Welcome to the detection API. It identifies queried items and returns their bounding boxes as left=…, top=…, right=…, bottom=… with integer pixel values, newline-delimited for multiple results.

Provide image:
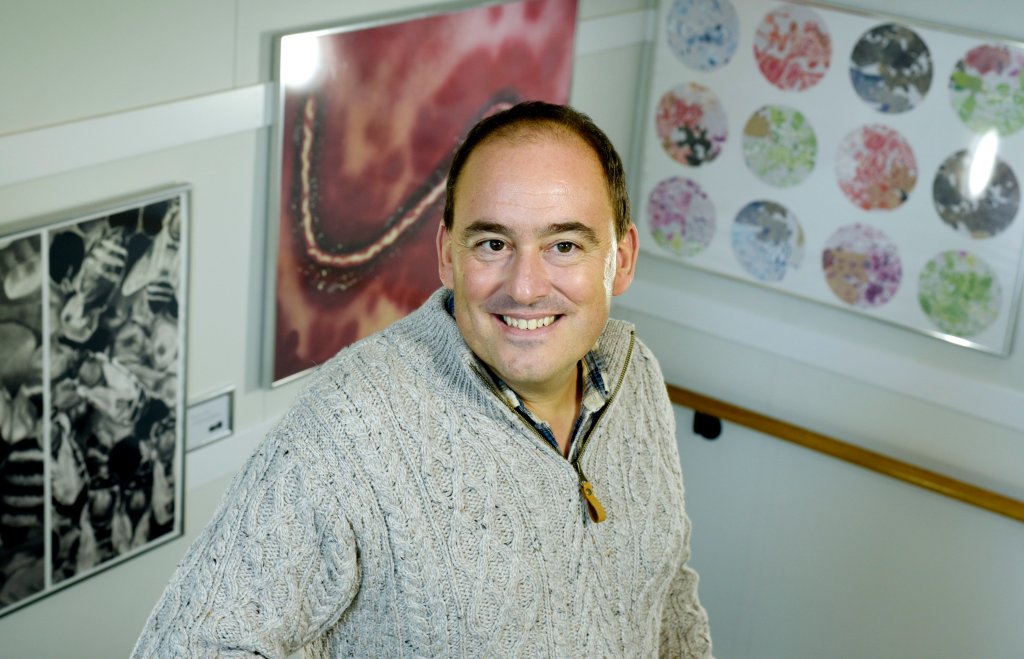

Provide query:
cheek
left=456, top=258, right=502, bottom=297
left=554, top=258, right=613, bottom=302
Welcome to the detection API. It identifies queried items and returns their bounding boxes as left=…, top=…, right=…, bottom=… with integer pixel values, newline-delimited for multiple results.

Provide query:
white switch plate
left=187, top=388, right=233, bottom=452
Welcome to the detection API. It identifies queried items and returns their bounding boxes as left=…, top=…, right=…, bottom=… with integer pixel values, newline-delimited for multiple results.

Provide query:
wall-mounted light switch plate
left=187, top=388, right=234, bottom=452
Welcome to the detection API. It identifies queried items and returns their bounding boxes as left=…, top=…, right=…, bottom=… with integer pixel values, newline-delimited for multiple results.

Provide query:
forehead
left=453, top=132, right=612, bottom=225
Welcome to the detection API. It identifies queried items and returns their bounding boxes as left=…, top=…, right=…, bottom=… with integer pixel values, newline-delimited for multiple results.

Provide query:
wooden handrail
left=666, top=384, right=1024, bottom=524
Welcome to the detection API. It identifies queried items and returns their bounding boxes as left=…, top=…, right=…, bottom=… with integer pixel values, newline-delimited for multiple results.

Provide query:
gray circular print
left=933, top=149, right=1019, bottom=238
left=849, top=23, right=932, bottom=113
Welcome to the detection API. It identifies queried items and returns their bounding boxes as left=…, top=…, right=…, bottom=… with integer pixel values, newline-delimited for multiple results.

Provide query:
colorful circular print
left=753, top=6, right=832, bottom=91
left=742, top=105, right=817, bottom=187
left=666, top=0, right=740, bottom=71
left=949, top=44, right=1024, bottom=136
left=836, top=124, right=917, bottom=210
left=933, top=149, right=1020, bottom=238
left=647, top=177, right=716, bottom=257
left=655, top=83, right=728, bottom=166
left=849, top=23, right=932, bottom=113
left=822, top=223, right=902, bottom=308
left=731, top=201, right=804, bottom=282
left=919, top=250, right=1001, bottom=337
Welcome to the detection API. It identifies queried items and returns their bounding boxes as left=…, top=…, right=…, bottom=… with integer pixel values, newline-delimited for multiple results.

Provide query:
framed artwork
left=0, top=186, right=187, bottom=617
left=636, top=0, right=1024, bottom=355
left=267, top=0, right=580, bottom=384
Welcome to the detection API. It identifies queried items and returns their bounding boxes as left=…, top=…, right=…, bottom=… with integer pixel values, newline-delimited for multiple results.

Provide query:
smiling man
left=134, top=102, right=712, bottom=658
left=438, top=112, right=637, bottom=459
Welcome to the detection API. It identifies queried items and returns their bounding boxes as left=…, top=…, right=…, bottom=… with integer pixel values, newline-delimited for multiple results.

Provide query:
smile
left=501, top=315, right=556, bottom=331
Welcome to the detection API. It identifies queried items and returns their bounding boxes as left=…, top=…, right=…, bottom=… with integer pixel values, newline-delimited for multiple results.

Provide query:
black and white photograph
left=0, top=234, right=46, bottom=612
left=0, top=187, right=187, bottom=617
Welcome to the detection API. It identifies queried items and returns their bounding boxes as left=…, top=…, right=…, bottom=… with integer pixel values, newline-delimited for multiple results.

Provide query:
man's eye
left=554, top=241, right=576, bottom=254
left=484, top=239, right=505, bottom=252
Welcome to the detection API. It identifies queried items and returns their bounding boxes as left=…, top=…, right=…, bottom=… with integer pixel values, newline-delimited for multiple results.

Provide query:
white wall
left=673, top=405, right=1024, bottom=659
left=1, top=0, right=1023, bottom=656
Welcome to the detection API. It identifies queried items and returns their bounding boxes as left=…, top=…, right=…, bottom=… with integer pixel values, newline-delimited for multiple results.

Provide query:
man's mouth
left=501, top=315, right=557, bottom=331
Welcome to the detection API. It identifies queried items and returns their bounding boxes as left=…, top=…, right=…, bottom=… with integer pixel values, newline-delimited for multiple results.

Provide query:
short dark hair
left=443, top=101, right=632, bottom=240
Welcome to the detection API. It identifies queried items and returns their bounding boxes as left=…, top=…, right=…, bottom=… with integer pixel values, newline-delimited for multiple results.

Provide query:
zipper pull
left=580, top=480, right=607, bottom=523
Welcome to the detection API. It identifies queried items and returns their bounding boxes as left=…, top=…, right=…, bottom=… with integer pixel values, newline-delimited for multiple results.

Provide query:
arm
left=132, top=429, right=359, bottom=658
left=659, top=511, right=713, bottom=659
left=633, top=341, right=713, bottom=658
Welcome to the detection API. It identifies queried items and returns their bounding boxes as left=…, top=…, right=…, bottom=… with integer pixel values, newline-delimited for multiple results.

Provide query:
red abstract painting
left=272, top=0, right=578, bottom=383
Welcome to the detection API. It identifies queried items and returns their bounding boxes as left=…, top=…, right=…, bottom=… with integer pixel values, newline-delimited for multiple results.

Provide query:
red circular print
left=836, top=124, right=917, bottom=210
left=655, top=82, right=728, bottom=166
left=754, top=6, right=832, bottom=91
left=822, top=223, right=902, bottom=308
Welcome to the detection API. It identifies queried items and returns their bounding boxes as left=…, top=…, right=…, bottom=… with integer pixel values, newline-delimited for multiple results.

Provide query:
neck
left=516, top=363, right=582, bottom=457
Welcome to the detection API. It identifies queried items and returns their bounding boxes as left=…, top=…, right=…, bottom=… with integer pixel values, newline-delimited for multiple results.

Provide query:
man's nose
left=506, top=249, right=551, bottom=304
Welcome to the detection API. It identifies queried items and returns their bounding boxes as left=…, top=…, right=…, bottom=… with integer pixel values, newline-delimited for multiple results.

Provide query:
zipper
left=470, top=329, right=636, bottom=524
left=572, top=330, right=635, bottom=524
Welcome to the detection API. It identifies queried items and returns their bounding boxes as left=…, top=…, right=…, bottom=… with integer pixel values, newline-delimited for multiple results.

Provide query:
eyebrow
left=461, top=220, right=600, bottom=246
left=461, top=221, right=511, bottom=240
left=542, top=222, right=599, bottom=246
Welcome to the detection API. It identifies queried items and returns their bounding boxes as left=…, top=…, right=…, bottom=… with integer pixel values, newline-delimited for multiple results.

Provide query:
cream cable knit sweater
left=133, top=289, right=711, bottom=658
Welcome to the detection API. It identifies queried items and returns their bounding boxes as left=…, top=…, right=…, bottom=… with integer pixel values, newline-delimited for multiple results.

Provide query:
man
left=133, top=102, right=711, bottom=657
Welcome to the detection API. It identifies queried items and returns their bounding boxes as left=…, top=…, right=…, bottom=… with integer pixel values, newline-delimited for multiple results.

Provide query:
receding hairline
left=451, top=122, right=615, bottom=213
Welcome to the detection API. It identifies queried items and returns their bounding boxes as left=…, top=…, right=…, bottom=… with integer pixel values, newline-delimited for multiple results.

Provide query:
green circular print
left=647, top=176, right=716, bottom=258
left=918, top=250, right=1001, bottom=337
left=655, top=82, right=728, bottom=166
left=849, top=23, right=932, bottom=114
left=949, top=44, right=1024, bottom=136
left=932, top=149, right=1020, bottom=238
left=742, top=105, right=817, bottom=187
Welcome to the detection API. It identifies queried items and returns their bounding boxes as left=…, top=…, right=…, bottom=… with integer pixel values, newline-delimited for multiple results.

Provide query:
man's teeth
left=502, top=315, right=556, bottom=330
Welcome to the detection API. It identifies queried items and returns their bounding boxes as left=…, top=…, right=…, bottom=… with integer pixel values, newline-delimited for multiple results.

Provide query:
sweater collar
left=420, top=287, right=635, bottom=391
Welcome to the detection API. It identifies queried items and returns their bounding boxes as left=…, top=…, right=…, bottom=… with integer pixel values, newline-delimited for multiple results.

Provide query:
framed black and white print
left=0, top=185, right=188, bottom=617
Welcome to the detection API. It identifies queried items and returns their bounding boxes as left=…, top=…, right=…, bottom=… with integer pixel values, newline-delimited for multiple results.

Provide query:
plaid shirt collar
left=445, top=291, right=610, bottom=456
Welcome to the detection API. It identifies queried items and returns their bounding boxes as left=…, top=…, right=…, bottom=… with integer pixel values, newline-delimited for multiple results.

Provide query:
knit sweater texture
left=133, top=288, right=712, bottom=657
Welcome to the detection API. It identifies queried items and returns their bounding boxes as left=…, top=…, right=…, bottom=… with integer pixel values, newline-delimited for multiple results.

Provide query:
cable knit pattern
left=133, top=288, right=711, bottom=658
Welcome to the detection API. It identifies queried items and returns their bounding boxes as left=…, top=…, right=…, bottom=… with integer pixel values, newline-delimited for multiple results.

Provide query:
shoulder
left=601, top=318, right=665, bottom=384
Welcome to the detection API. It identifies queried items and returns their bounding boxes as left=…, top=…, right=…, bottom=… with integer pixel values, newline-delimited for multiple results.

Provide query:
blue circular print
left=666, top=0, right=740, bottom=71
left=731, top=201, right=804, bottom=281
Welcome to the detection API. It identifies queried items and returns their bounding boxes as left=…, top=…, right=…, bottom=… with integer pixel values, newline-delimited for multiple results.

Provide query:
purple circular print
left=647, top=177, right=716, bottom=257
left=822, top=223, right=902, bottom=308
left=836, top=124, right=917, bottom=210
left=655, top=82, right=728, bottom=166
left=666, top=0, right=740, bottom=71
left=933, top=149, right=1020, bottom=238
left=950, top=44, right=1024, bottom=136
left=753, top=5, right=832, bottom=92
left=731, top=201, right=804, bottom=282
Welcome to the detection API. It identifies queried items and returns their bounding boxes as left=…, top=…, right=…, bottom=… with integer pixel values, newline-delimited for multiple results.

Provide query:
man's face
left=437, top=133, right=638, bottom=400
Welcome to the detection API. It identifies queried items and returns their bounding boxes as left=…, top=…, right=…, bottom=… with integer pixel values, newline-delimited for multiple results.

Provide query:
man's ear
left=436, top=221, right=454, bottom=288
left=611, top=223, right=639, bottom=296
